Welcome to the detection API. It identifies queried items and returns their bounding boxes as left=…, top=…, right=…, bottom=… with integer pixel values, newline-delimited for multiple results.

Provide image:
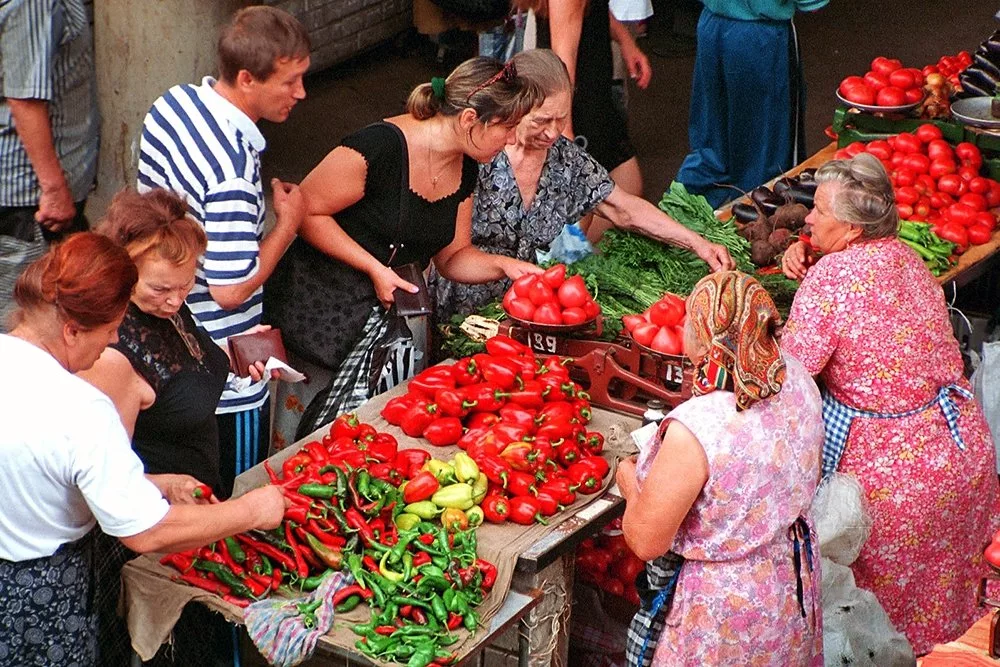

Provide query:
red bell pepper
left=450, top=356, right=481, bottom=386
left=423, top=417, right=464, bottom=447
left=540, top=356, right=572, bottom=379
left=367, top=462, right=400, bottom=484
left=355, top=423, right=377, bottom=445
left=456, top=426, right=490, bottom=452
left=485, top=334, right=530, bottom=357
left=535, top=420, right=575, bottom=441
left=301, top=440, right=328, bottom=464
left=463, top=383, right=509, bottom=413
left=508, top=495, right=547, bottom=525
left=506, top=470, right=537, bottom=497
left=534, top=489, right=561, bottom=516
left=536, top=401, right=577, bottom=426
left=577, top=455, right=610, bottom=479
left=498, top=405, right=537, bottom=430
left=491, top=423, right=530, bottom=447
left=434, top=388, right=477, bottom=418
left=539, top=478, right=576, bottom=505
left=503, top=354, right=536, bottom=381
left=499, top=441, right=536, bottom=472
left=538, top=374, right=577, bottom=401
left=400, top=402, right=439, bottom=437
left=566, top=461, right=603, bottom=494
left=579, top=430, right=605, bottom=455
left=554, top=439, right=583, bottom=467
left=329, top=412, right=362, bottom=441
left=329, top=448, right=367, bottom=469
left=381, top=394, right=417, bottom=425
left=476, top=558, right=499, bottom=589
left=404, top=470, right=440, bottom=504
left=395, top=448, right=431, bottom=479
left=282, top=453, right=312, bottom=478
left=476, top=454, right=511, bottom=488
left=465, top=433, right=501, bottom=460
left=366, top=432, right=398, bottom=463
left=508, top=380, right=546, bottom=410
left=528, top=438, right=556, bottom=470
left=409, top=367, right=456, bottom=397
left=473, top=354, right=521, bottom=390
left=465, top=413, right=501, bottom=430
left=571, top=398, right=593, bottom=424
left=482, top=494, right=509, bottom=523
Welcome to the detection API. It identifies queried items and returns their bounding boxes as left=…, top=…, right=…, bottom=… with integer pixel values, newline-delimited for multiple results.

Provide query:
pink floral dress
left=648, top=354, right=825, bottom=666
left=781, top=237, right=998, bottom=654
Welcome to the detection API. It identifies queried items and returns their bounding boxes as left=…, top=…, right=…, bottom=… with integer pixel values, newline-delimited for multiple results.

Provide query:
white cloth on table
left=0, top=335, right=169, bottom=561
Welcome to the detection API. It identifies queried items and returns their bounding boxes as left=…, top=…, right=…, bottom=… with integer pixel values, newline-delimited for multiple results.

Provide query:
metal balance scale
left=976, top=573, right=1000, bottom=658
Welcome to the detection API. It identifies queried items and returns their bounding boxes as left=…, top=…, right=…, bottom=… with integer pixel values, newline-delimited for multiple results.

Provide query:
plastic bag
left=813, top=472, right=872, bottom=567
left=538, top=222, right=594, bottom=265
left=971, top=340, right=1000, bottom=472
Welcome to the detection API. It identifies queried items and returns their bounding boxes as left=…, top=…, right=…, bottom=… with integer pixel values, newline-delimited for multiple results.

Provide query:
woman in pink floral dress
left=781, top=153, right=998, bottom=654
left=618, top=271, right=824, bottom=666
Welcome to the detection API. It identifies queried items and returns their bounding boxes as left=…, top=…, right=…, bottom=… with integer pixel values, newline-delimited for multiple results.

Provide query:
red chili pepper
left=176, top=571, right=231, bottom=596
left=507, top=380, right=546, bottom=409
left=381, top=394, right=417, bottom=426
left=409, top=367, right=456, bottom=397
left=367, top=432, right=398, bottom=463
left=473, top=354, right=521, bottom=390
left=159, top=552, right=195, bottom=573
left=566, top=461, right=603, bottom=494
left=333, top=584, right=374, bottom=605
left=463, top=383, right=509, bottom=413
left=344, top=507, right=376, bottom=545
left=418, top=533, right=436, bottom=545
left=485, top=334, right=531, bottom=357
left=412, top=551, right=432, bottom=567
left=434, top=387, right=478, bottom=418
left=447, top=612, right=464, bottom=630
left=506, top=470, right=537, bottom=497
left=240, top=574, right=269, bottom=598
left=450, top=357, right=481, bottom=386
left=422, top=417, right=464, bottom=447
left=579, top=430, right=605, bottom=455
left=412, top=608, right=428, bottom=625
left=191, top=483, right=213, bottom=500
left=482, top=494, right=509, bottom=523
left=374, top=625, right=397, bottom=636
left=284, top=505, right=309, bottom=524
left=306, top=520, right=346, bottom=548
left=217, top=538, right=245, bottom=577
left=400, top=402, right=439, bottom=437
left=508, top=495, right=547, bottom=525
left=362, top=554, right=380, bottom=573
left=235, top=534, right=297, bottom=572
left=329, top=412, right=362, bottom=441
left=476, top=558, right=498, bottom=589
left=395, top=448, right=431, bottom=479
left=403, top=470, right=440, bottom=504
left=475, top=454, right=511, bottom=488
left=283, top=522, right=310, bottom=578
left=499, top=441, right=536, bottom=472
left=272, top=568, right=284, bottom=588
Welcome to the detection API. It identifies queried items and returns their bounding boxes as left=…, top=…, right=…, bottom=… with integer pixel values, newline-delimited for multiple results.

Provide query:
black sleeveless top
left=111, top=302, right=230, bottom=492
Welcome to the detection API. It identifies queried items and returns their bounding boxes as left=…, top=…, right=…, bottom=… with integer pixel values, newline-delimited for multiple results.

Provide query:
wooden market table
left=918, top=612, right=1000, bottom=665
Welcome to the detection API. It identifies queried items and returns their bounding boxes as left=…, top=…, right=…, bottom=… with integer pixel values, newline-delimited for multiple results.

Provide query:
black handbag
left=428, top=0, right=511, bottom=22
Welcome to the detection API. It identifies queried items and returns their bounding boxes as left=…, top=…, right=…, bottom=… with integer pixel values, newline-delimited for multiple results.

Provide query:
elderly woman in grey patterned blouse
left=431, top=48, right=734, bottom=326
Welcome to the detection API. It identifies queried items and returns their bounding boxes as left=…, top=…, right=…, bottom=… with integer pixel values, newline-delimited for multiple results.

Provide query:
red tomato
left=556, top=275, right=589, bottom=309
left=936, top=174, right=965, bottom=196
left=904, top=87, right=925, bottom=104
left=955, top=142, right=982, bottom=168
left=967, top=224, right=992, bottom=245
left=928, top=159, right=957, bottom=180
left=649, top=300, right=680, bottom=327
left=864, top=71, right=890, bottom=91
left=561, top=307, right=589, bottom=325
left=968, top=177, right=991, bottom=195
left=871, top=56, right=902, bottom=75
left=533, top=302, right=563, bottom=325
left=876, top=87, right=906, bottom=106
left=893, top=132, right=921, bottom=154
left=622, top=314, right=646, bottom=332
left=649, top=326, right=682, bottom=356
left=959, top=193, right=988, bottom=212
left=512, top=273, right=538, bottom=298
left=929, top=192, right=952, bottom=210
left=527, top=279, right=556, bottom=306
left=833, top=148, right=853, bottom=160
left=843, top=84, right=876, bottom=106
left=673, top=325, right=686, bottom=353
left=507, top=297, right=536, bottom=321
left=838, top=76, right=866, bottom=96
left=916, top=174, right=937, bottom=194
left=843, top=141, right=866, bottom=157
left=631, top=322, right=659, bottom=347
left=915, top=124, right=944, bottom=143
left=892, top=167, right=915, bottom=187
left=582, top=298, right=601, bottom=319
left=894, top=186, right=920, bottom=206
left=889, top=153, right=907, bottom=171
left=958, top=165, right=980, bottom=182
left=922, top=65, right=939, bottom=77
left=541, top=264, right=567, bottom=289
left=926, top=140, right=954, bottom=162
left=865, top=140, right=892, bottom=161
left=888, top=69, right=917, bottom=90
left=901, top=153, right=930, bottom=174
left=914, top=198, right=931, bottom=219
left=974, top=211, right=997, bottom=231
left=937, top=222, right=969, bottom=250
left=988, top=182, right=1000, bottom=208
left=946, top=203, right=977, bottom=227
left=502, top=288, right=518, bottom=312
left=897, top=203, right=913, bottom=219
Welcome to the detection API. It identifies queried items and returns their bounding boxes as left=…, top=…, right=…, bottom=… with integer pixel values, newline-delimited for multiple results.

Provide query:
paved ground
left=260, top=0, right=995, bottom=203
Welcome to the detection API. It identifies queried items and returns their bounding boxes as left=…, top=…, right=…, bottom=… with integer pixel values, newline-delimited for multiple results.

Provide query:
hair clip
left=465, top=60, right=518, bottom=104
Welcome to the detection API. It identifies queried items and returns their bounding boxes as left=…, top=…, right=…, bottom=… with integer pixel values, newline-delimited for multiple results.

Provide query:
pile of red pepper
left=159, top=414, right=498, bottom=666
left=575, top=530, right=644, bottom=607
left=382, top=336, right=612, bottom=525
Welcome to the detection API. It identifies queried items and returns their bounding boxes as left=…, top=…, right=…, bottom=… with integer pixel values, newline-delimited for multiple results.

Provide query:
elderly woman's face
left=133, top=254, right=198, bottom=319
left=516, top=89, right=571, bottom=151
left=805, top=182, right=861, bottom=255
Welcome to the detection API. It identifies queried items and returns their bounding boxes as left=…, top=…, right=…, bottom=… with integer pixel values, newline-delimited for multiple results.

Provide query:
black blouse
left=111, top=302, right=230, bottom=493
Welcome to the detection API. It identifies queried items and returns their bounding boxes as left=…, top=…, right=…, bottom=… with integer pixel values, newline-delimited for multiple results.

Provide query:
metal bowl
left=504, top=313, right=601, bottom=334
left=835, top=90, right=925, bottom=115
left=951, top=97, right=1000, bottom=130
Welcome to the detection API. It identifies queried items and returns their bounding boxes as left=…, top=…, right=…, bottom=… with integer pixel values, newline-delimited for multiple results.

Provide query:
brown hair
left=14, top=233, right=137, bottom=329
left=100, top=189, right=207, bottom=265
left=510, top=49, right=570, bottom=97
left=218, top=6, right=311, bottom=84
left=814, top=153, right=899, bottom=240
left=407, top=56, right=541, bottom=126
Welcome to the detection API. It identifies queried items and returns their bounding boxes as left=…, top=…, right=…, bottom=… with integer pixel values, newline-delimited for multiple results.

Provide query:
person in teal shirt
left=676, top=0, right=827, bottom=208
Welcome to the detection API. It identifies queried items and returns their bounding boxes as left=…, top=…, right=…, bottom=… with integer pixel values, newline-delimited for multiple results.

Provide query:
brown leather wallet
left=227, top=328, right=288, bottom=377
left=392, top=262, right=432, bottom=317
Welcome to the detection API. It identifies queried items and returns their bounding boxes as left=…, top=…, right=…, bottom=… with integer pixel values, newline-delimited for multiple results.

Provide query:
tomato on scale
left=501, top=264, right=601, bottom=326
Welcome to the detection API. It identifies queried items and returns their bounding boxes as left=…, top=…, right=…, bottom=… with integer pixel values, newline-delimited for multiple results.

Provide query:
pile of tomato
left=838, top=56, right=927, bottom=107
left=502, top=264, right=601, bottom=326
left=381, top=335, right=612, bottom=525
left=576, top=527, right=645, bottom=606
left=922, top=49, right=973, bottom=90
left=834, top=124, right=999, bottom=252
left=621, top=292, right=686, bottom=356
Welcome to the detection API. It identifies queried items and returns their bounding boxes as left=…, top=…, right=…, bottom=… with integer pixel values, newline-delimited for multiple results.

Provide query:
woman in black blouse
left=266, top=56, right=545, bottom=441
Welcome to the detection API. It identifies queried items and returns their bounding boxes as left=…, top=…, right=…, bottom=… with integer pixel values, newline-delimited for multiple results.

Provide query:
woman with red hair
left=0, top=233, right=286, bottom=666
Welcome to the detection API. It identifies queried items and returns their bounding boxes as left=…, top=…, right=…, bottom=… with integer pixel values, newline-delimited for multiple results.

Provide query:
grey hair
left=510, top=49, right=571, bottom=97
left=814, top=152, right=899, bottom=240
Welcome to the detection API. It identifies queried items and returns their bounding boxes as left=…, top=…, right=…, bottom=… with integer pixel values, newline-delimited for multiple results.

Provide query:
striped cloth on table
left=137, top=76, right=268, bottom=413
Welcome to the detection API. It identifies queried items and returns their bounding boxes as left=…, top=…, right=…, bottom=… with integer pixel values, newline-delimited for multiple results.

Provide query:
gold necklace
left=425, top=124, right=454, bottom=189
left=168, top=312, right=204, bottom=362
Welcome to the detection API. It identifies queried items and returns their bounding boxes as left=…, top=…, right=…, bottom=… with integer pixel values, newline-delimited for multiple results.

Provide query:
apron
left=820, top=384, right=973, bottom=478
left=0, top=529, right=98, bottom=666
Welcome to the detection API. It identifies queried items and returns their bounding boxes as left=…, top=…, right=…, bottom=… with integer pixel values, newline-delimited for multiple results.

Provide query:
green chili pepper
left=419, top=564, right=447, bottom=579
left=443, top=587, right=457, bottom=611
left=430, top=594, right=448, bottom=623
left=407, top=641, right=436, bottom=667
left=356, top=469, right=372, bottom=498
left=299, top=570, right=331, bottom=592
left=392, top=594, right=432, bottom=610
left=439, top=633, right=459, bottom=646
left=334, top=466, right=348, bottom=496
left=257, top=554, right=273, bottom=576
left=377, top=601, right=398, bottom=625
left=464, top=609, right=479, bottom=632
left=193, top=560, right=253, bottom=598
left=335, top=594, right=363, bottom=613
left=347, top=553, right=367, bottom=590
left=416, top=575, right=451, bottom=592
left=298, top=483, right=336, bottom=499
left=223, top=536, right=246, bottom=563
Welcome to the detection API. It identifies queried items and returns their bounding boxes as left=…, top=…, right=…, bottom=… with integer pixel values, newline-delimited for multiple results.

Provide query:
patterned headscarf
left=686, top=271, right=786, bottom=410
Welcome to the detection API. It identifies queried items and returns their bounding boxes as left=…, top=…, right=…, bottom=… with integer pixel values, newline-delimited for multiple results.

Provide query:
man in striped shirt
left=0, top=0, right=98, bottom=327
left=137, top=6, right=309, bottom=496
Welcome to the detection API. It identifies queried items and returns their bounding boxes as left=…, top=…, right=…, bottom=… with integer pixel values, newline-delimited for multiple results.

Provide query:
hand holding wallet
left=392, top=262, right=432, bottom=317
left=227, top=328, right=288, bottom=377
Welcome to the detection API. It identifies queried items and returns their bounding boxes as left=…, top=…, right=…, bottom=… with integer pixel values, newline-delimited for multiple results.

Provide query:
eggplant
left=773, top=177, right=795, bottom=197
left=957, top=78, right=993, bottom=99
left=797, top=168, right=817, bottom=182
left=749, top=186, right=782, bottom=215
left=961, top=67, right=999, bottom=95
left=984, top=32, right=1000, bottom=57
left=785, top=183, right=815, bottom=208
left=975, top=53, right=1000, bottom=80
left=731, top=202, right=760, bottom=224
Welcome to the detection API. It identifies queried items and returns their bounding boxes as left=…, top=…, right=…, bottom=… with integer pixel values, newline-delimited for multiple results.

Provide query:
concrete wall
left=267, top=0, right=412, bottom=72
left=89, top=0, right=245, bottom=219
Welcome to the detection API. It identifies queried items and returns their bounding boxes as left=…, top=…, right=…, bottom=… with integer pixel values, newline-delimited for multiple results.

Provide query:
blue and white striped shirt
left=137, top=77, right=267, bottom=413
left=0, top=0, right=98, bottom=206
